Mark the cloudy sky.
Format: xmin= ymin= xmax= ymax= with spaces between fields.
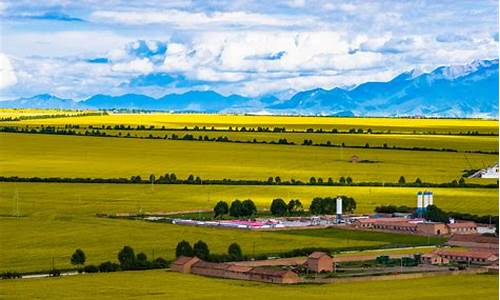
xmin=0 ymin=0 xmax=498 ymax=100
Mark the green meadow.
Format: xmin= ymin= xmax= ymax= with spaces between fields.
xmin=1 ymin=133 xmax=497 ymax=183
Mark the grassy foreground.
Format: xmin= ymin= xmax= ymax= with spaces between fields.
xmin=1 ymin=133 xmax=497 ymax=183
xmin=1 ymin=270 xmax=498 ymax=300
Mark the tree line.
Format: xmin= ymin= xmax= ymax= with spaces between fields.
xmin=212 ymin=196 xmax=356 ymax=218
xmin=68 ymin=246 xmax=168 ymax=275
xmin=2 ymin=126 xmax=497 ymax=155
xmin=0 ymin=174 xmax=496 ymax=189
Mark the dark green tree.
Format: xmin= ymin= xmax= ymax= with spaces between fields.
xmin=229 ymin=200 xmax=243 ymax=217
xmin=398 ymin=176 xmax=406 ymax=185
xmin=175 ymin=240 xmax=193 ymax=257
xmin=424 ymin=205 xmax=449 ymax=223
xmin=118 ymin=246 xmax=136 ymax=269
xmin=346 ymin=177 xmax=353 ymax=184
xmin=415 ymin=178 xmax=422 ymax=185
xmin=228 ymin=243 xmax=243 ymax=260
xmin=309 ymin=177 xmax=317 ymax=184
xmin=193 ymin=240 xmax=210 ymax=260
xmin=241 ymin=199 xmax=257 ymax=217
xmin=339 ymin=176 xmax=346 ymax=184
xmin=270 ymin=198 xmax=288 ymax=216
xmin=70 ymin=249 xmax=86 ymax=267
xmin=213 ymin=201 xmax=229 ymax=218
xmin=459 ymin=177 xmax=465 ymax=186
xmin=287 ymin=199 xmax=303 ymax=214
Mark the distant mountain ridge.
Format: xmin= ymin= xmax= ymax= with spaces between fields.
xmin=1 ymin=59 xmax=498 ymax=118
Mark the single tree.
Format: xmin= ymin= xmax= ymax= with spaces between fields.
xmin=193 ymin=240 xmax=210 ymax=260
xmin=229 ymin=200 xmax=243 ymax=217
xmin=415 ymin=178 xmax=422 ymax=185
xmin=118 ymin=246 xmax=136 ymax=269
xmin=398 ymin=176 xmax=406 ymax=185
xmin=309 ymin=177 xmax=317 ymax=184
xmin=346 ymin=177 xmax=353 ymax=184
xmin=214 ymin=201 xmax=229 ymax=218
xmin=241 ymin=199 xmax=257 ymax=217
xmin=339 ymin=176 xmax=346 ymax=184
xmin=459 ymin=177 xmax=465 ymax=186
xmin=270 ymin=198 xmax=288 ymax=216
xmin=228 ymin=243 xmax=243 ymax=260
xmin=175 ymin=240 xmax=193 ymax=257
xmin=70 ymin=249 xmax=86 ymax=267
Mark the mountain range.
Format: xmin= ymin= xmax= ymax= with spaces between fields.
xmin=1 ymin=59 xmax=498 ymax=118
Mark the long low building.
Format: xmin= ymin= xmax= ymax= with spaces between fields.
xmin=171 ymin=256 xmax=301 ymax=284
xmin=353 ymin=218 xmax=477 ymax=236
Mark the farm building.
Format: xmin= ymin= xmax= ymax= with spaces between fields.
xmin=170 ymin=256 xmax=200 ymax=273
xmin=421 ymin=253 xmax=449 ymax=265
xmin=353 ymin=217 xmax=479 ymax=236
xmin=468 ymin=163 xmax=499 ymax=179
xmin=447 ymin=234 xmax=499 ymax=250
xmin=171 ymin=257 xmax=301 ymax=284
xmin=447 ymin=222 xmax=477 ymax=234
xmin=433 ymin=250 xmax=498 ymax=265
xmin=353 ymin=218 xmax=448 ymax=235
xmin=306 ymin=252 xmax=334 ymax=273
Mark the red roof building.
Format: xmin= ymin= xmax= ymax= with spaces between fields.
xmin=170 ymin=256 xmax=200 ymax=273
xmin=306 ymin=252 xmax=334 ymax=273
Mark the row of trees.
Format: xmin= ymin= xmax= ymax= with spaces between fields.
xmin=69 ymin=246 xmax=168 ymax=274
xmin=310 ymin=196 xmax=357 ymax=215
xmin=7 ymin=125 xmax=496 ymax=155
xmin=0 ymin=174 xmax=496 ymax=189
xmin=270 ymin=199 xmax=303 ymax=216
xmin=213 ymin=199 xmax=257 ymax=218
xmin=214 ymin=196 xmax=357 ymax=218
xmin=175 ymin=240 xmax=243 ymax=261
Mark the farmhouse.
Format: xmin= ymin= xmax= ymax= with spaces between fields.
xmin=170 ymin=256 xmax=200 ymax=273
xmin=306 ymin=252 xmax=334 ymax=273
xmin=171 ymin=256 xmax=301 ymax=284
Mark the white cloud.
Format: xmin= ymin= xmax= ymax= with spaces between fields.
xmin=0 ymin=53 xmax=17 ymax=89
xmin=90 ymin=9 xmax=318 ymax=28
xmin=111 ymin=58 xmax=154 ymax=73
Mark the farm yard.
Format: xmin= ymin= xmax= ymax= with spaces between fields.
xmin=0 ymin=111 xmax=498 ymax=295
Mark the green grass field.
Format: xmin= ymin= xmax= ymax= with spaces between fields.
xmin=1 ymin=270 xmax=497 ymax=300
xmin=0 ymin=181 xmax=493 ymax=273
xmin=1 ymin=133 xmax=497 ymax=183
xmin=97 ymin=130 xmax=499 ymax=152
xmin=0 ymin=182 xmax=451 ymax=273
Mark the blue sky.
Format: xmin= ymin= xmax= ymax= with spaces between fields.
xmin=0 ymin=0 xmax=498 ymax=100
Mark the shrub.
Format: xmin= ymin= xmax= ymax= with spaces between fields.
xmin=83 ymin=265 xmax=99 ymax=273
xmin=98 ymin=261 xmax=121 ymax=272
